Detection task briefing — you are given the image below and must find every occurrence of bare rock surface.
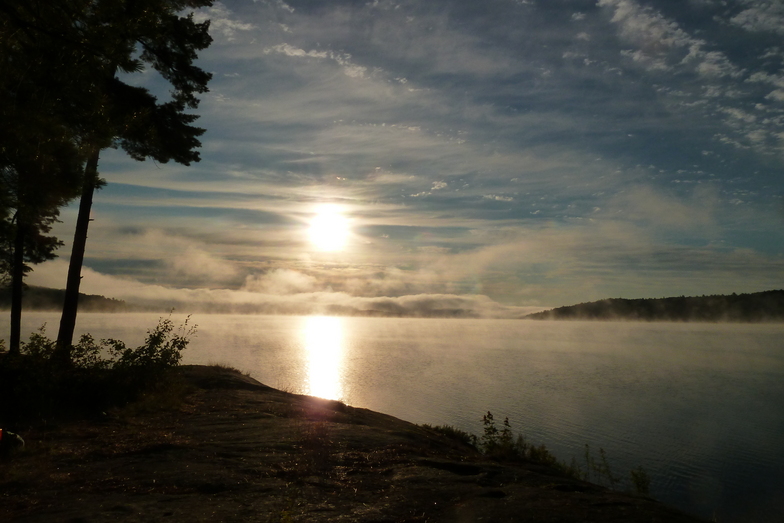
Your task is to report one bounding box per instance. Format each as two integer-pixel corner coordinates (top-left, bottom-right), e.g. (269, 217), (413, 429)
(0, 365), (706, 522)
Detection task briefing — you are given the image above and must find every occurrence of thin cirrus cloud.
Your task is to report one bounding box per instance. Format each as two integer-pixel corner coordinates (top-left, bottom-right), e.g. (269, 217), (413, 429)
(730, 0), (784, 35)
(30, 0), (784, 314)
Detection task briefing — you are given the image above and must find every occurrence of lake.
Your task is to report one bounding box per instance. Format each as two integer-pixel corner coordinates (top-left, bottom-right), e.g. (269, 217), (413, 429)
(4, 312), (784, 522)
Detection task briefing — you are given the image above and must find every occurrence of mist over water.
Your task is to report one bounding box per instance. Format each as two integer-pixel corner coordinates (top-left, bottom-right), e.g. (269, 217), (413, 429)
(4, 313), (784, 522)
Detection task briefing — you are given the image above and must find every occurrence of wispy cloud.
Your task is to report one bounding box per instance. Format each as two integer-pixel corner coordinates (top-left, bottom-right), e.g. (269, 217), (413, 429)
(28, 0), (784, 312)
(598, 0), (742, 78)
(730, 1), (784, 35)
(193, 1), (256, 42)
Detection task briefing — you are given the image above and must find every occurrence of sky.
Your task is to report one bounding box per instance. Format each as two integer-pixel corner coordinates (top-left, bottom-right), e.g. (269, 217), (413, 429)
(29, 0), (784, 318)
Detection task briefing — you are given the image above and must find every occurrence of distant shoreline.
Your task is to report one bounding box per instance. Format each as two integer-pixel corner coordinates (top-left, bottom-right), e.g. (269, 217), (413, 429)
(5, 286), (784, 321)
(525, 290), (784, 323)
(0, 286), (154, 313)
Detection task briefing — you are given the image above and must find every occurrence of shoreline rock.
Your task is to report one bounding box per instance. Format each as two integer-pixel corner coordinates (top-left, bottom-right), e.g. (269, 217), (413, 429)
(0, 365), (706, 522)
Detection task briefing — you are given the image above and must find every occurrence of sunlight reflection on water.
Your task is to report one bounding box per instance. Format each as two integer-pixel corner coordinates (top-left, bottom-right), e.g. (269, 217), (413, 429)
(301, 316), (345, 401)
(4, 313), (784, 522)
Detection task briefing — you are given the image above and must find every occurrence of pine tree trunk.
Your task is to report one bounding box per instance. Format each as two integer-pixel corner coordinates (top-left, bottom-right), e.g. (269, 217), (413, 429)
(8, 218), (26, 355)
(55, 150), (100, 359)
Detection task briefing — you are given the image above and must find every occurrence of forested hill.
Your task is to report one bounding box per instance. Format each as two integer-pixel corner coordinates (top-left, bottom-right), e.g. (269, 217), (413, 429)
(0, 286), (137, 312)
(525, 290), (784, 322)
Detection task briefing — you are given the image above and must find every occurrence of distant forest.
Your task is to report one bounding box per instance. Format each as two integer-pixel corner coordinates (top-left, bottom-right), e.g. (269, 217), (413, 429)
(0, 286), (145, 313)
(525, 290), (784, 322)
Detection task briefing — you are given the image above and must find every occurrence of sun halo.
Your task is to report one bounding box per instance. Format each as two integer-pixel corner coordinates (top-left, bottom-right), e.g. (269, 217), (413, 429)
(309, 206), (350, 252)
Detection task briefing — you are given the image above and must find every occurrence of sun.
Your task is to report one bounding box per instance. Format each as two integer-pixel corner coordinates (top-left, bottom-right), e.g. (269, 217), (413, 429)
(309, 206), (350, 251)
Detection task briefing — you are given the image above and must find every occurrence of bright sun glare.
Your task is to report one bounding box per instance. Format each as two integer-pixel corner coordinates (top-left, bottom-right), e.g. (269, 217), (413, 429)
(302, 316), (344, 401)
(309, 206), (350, 252)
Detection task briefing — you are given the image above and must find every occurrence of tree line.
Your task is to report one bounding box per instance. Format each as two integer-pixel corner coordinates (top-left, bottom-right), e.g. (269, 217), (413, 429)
(525, 290), (784, 322)
(1, 0), (214, 361)
(0, 286), (142, 312)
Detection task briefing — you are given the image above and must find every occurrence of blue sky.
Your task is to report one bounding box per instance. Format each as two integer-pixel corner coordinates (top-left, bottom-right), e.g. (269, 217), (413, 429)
(31, 0), (784, 317)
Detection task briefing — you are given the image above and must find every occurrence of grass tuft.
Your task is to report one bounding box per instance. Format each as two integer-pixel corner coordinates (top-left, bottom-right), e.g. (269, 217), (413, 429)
(470, 411), (652, 495)
(421, 423), (477, 447)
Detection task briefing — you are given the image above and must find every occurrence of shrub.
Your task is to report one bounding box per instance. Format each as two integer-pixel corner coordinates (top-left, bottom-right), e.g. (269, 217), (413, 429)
(107, 316), (194, 372)
(476, 412), (651, 495)
(583, 444), (621, 489)
(421, 423), (477, 447)
(630, 465), (651, 495)
(70, 334), (110, 370)
(480, 411), (522, 459)
(0, 315), (196, 423)
(20, 327), (57, 363)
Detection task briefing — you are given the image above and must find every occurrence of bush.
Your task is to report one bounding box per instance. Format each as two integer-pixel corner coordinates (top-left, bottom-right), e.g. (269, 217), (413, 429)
(421, 423), (477, 447)
(0, 315), (196, 423)
(583, 444), (621, 489)
(107, 316), (193, 372)
(480, 411), (522, 459)
(630, 465), (651, 495)
(476, 412), (651, 494)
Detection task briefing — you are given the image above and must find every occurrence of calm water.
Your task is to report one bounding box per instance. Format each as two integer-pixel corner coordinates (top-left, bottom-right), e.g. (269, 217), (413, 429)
(4, 313), (784, 522)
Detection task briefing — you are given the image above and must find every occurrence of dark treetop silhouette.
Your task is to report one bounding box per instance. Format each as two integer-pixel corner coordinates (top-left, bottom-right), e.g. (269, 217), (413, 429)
(0, 0), (214, 358)
(1, 0), (86, 353)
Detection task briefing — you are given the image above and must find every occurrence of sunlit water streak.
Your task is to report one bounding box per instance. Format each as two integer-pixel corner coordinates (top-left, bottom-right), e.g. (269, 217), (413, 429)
(3, 313), (784, 522)
(301, 316), (344, 400)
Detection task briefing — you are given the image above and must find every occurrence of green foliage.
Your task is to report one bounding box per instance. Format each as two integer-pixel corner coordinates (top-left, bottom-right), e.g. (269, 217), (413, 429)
(477, 412), (652, 496)
(477, 413), (582, 478)
(1, 0), (215, 162)
(421, 423), (477, 447)
(70, 334), (111, 370)
(3, 0), (215, 352)
(630, 465), (651, 495)
(12, 316), (194, 374)
(0, 23), (86, 277)
(0, 316), (196, 423)
(18, 326), (57, 363)
(106, 316), (194, 372)
(480, 412), (520, 459)
(583, 444), (621, 489)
